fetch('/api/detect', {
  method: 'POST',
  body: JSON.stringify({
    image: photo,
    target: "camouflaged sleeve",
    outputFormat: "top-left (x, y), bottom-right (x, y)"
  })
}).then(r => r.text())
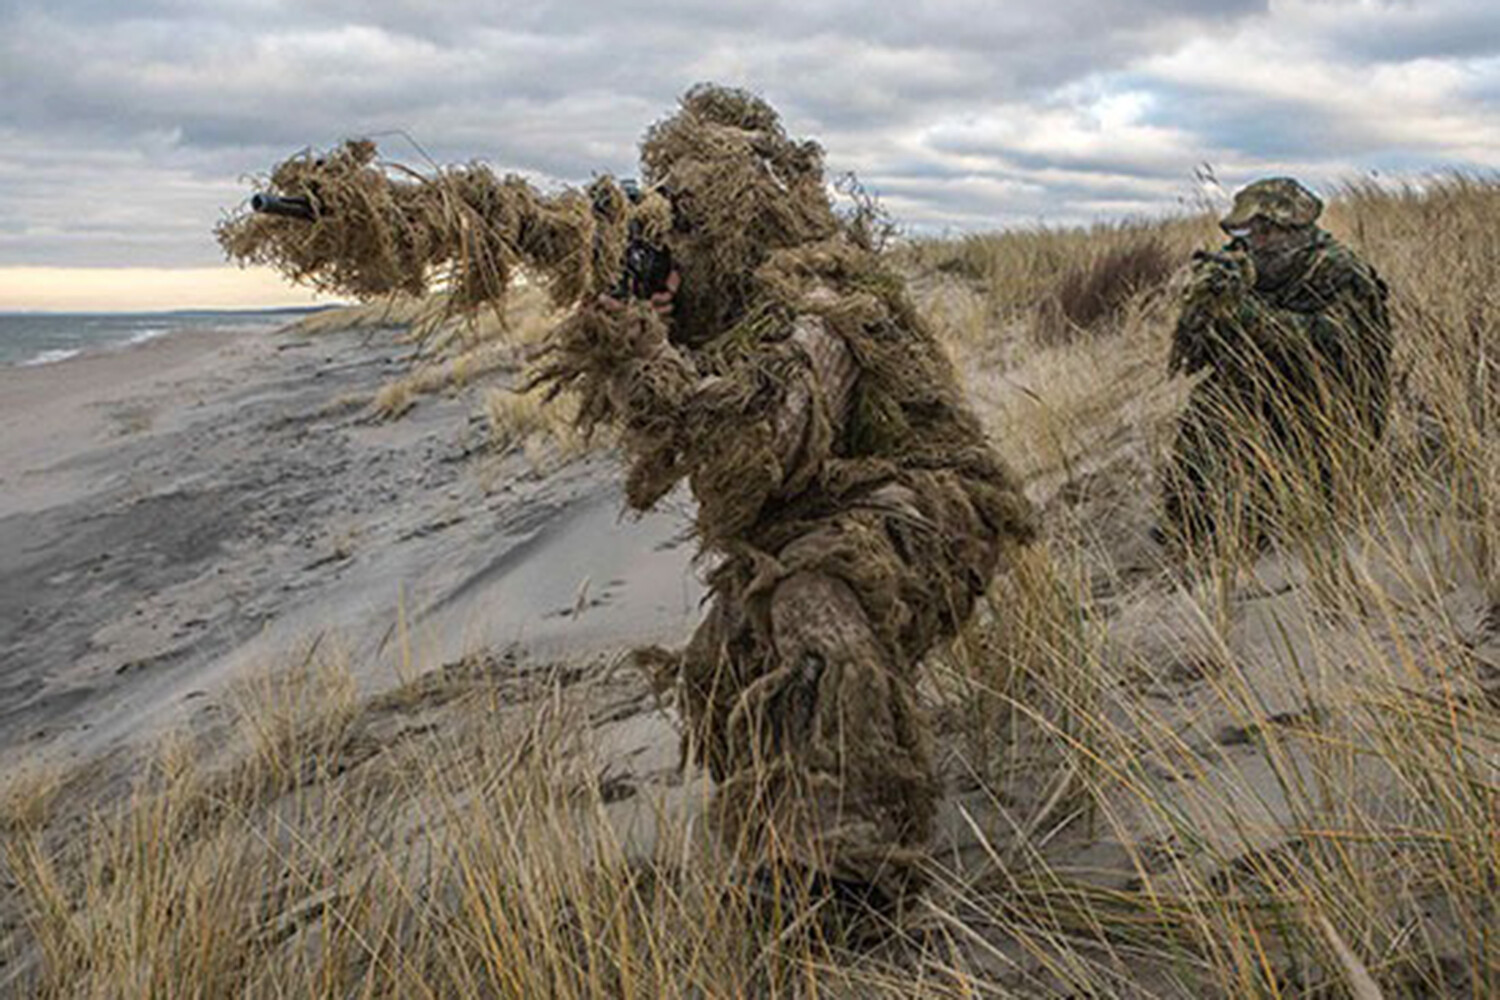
top-left (1170, 249), bottom-right (1256, 375)
top-left (549, 303), bottom-right (855, 543)
top-left (1265, 240), bottom-right (1394, 436)
top-left (773, 314), bottom-right (856, 481)
top-left (682, 314), bottom-right (852, 544)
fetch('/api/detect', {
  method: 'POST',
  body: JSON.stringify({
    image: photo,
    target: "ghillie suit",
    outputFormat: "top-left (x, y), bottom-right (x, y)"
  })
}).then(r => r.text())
top-left (218, 85), bottom-right (1036, 908)
top-left (1164, 178), bottom-right (1392, 547)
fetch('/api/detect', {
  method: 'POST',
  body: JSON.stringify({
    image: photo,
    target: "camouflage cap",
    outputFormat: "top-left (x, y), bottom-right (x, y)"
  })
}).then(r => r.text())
top-left (1220, 177), bottom-right (1323, 231)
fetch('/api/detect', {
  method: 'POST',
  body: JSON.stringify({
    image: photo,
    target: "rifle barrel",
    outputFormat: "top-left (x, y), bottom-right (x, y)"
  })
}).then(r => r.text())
top-left (251, 193), bottom-right (316, 221)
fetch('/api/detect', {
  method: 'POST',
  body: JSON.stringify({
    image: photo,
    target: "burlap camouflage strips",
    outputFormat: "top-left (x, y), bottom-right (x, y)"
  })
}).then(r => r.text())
top-left (218, 84), bottom-right (1038, 907)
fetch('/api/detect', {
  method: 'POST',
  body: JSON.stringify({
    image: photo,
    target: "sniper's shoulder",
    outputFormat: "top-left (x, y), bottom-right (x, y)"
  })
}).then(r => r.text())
top-left (1296, 231), bottom-right (1388, 304)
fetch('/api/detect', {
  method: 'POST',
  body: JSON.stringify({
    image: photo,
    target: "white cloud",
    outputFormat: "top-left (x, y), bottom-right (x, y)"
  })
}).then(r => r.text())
top-left (1129, 9), bottom-right (1500, 186)
top-left (0, 0), bottom-right (1496, 276)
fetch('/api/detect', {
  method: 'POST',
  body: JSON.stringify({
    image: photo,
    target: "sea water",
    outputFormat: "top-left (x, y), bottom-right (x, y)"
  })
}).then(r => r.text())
top-left (0, 309), bottom-right (324, 367)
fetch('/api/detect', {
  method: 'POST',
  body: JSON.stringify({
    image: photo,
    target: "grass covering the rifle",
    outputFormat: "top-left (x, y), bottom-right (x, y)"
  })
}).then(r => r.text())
top-left (215, 139), bottom-right (669, 315)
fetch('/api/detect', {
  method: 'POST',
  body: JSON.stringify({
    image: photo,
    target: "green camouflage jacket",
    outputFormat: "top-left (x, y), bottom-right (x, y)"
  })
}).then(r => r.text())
top-left (1170, 228), bottom-right (1392, 436)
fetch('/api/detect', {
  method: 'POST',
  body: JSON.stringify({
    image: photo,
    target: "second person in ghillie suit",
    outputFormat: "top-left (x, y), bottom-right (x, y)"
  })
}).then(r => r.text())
top-left (218, 84), bottom-right (1037, 911)
top-left (1163, 176), bottom-right (1393, 547)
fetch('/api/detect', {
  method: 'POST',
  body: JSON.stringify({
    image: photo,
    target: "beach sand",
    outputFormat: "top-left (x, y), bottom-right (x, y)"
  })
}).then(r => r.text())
top-left (3, 285), bottom-right (1493, 997)
top-left (0, 323), bottom-right (701, 769)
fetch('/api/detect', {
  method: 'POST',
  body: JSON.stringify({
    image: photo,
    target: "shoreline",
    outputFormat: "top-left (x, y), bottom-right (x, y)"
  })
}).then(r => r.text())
top-left (0, 323), bottom-right (275, 518)
top-left (0, 306), bottom-right (329, 370)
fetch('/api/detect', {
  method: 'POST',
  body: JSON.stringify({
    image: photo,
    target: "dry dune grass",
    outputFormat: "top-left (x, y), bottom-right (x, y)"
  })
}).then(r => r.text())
top-left (291, 281), bottom-right (584, 450)
top-left (483, 387), bottom-right (592, 469)
top-left (4, 177), bottom-right (1499, 997)
top-left (903, 217), bottom-right (1214, 350)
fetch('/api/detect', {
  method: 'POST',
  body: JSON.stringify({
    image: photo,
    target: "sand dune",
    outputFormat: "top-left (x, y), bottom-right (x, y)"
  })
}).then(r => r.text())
top-left (0, 323), bottom-right (700, 770)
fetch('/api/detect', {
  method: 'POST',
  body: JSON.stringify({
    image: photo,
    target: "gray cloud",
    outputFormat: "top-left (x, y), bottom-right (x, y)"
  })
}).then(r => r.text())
top-left (1308, 1), bottom-right (1500, 64)
top-left (0, 0), bottom-right (1496, 271)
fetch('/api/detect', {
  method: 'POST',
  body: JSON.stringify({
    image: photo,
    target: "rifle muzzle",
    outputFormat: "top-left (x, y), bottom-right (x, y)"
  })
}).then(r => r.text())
top-left (251, 192), bottom-right (317, 221)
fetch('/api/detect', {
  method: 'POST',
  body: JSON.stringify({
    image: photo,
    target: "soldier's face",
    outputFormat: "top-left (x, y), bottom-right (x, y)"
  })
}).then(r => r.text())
top-left (1243, 217), bottom-right (1298, 253)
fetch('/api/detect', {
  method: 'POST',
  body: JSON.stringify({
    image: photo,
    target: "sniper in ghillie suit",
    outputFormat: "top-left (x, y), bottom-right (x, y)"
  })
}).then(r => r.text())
top-left (218, 84), bottom-right (1038, 915)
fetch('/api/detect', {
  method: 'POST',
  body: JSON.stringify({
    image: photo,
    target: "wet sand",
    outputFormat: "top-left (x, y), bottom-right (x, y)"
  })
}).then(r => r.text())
top-left (0, 323), bottom-right (702, 767)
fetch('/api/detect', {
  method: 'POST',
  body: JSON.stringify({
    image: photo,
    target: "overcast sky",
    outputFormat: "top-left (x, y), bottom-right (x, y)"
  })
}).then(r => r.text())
top-left (1, 0), bottom-right (1497, 300)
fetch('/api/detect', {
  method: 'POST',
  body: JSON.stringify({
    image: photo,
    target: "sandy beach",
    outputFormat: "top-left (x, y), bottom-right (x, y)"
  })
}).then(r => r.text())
top-left (0, 322), bottom-right (702, 769)
top-left (4, 197), bottom-right (1497, 994)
